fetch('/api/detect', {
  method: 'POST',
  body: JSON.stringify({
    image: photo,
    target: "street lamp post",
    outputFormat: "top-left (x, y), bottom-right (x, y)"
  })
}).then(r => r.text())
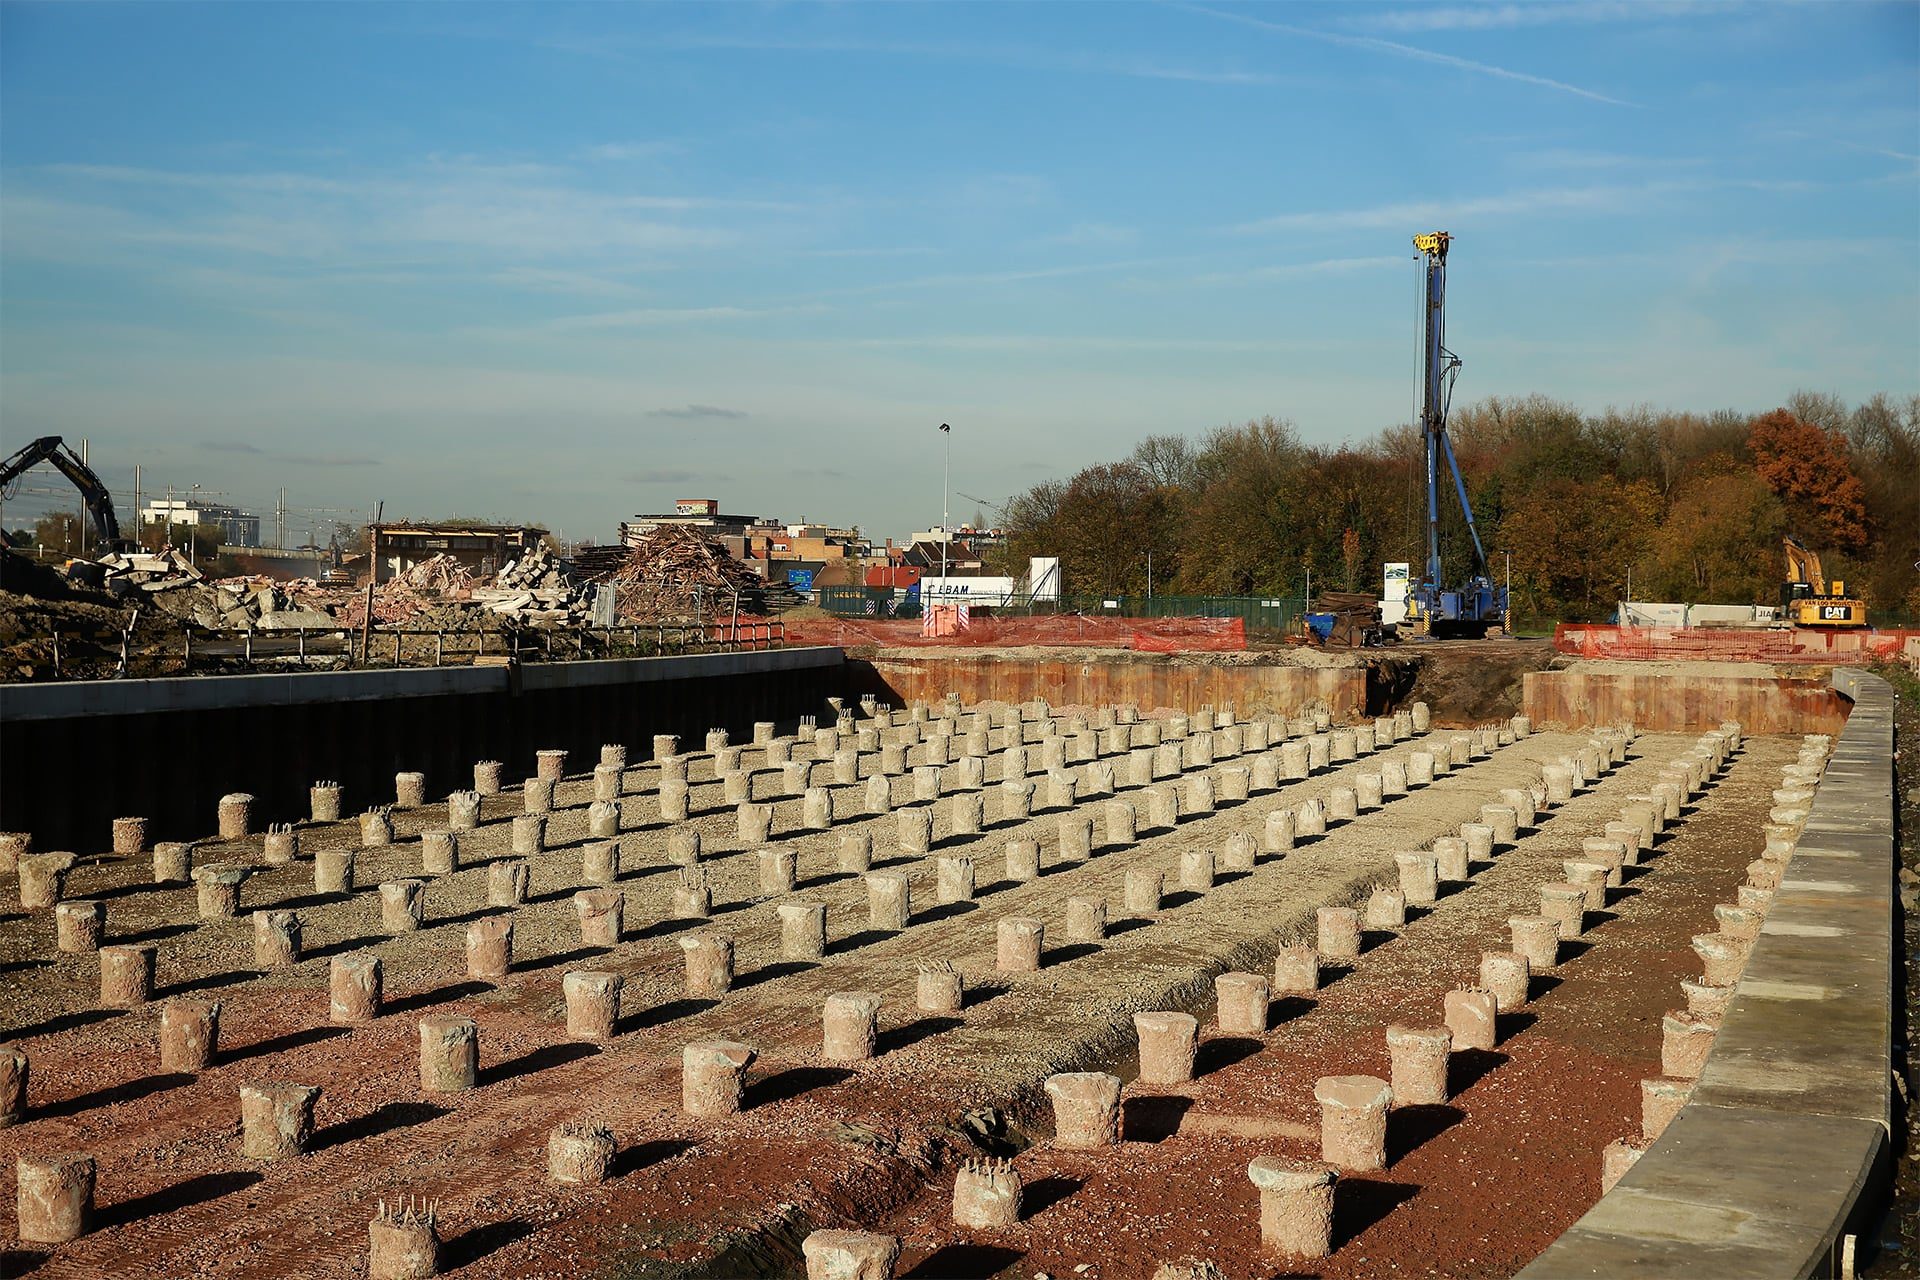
top-left (937, 423), bottom-right (951, 604)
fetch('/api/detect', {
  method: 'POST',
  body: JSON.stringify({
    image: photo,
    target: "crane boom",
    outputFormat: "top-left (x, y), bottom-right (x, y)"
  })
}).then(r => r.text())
top-left (1408, 232), bottom-right (1505, 638)
top-left (0, 436), bottom-right (123, 552)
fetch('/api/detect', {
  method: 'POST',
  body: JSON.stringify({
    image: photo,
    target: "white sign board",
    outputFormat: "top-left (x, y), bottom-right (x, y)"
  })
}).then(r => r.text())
top-left (923, 576), bottom-right (1016, 606)
top-left (1383, 562), bottom-right (1411, 602)
top-left (1028, 557), bottom-right (1061, 602)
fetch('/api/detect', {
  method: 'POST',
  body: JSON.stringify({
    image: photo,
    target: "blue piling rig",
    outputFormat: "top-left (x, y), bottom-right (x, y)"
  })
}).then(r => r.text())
top-left (1407, 231), bottom-right (1507, 638)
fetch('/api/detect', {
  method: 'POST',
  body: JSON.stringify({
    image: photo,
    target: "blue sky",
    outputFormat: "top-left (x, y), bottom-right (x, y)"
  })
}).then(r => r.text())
top-left (3, 0), bottom-right (1915, 546)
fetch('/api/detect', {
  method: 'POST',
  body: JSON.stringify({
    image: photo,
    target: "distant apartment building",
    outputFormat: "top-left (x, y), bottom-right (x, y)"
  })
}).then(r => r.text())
top-left (140, 499), bottom-right (262, 548)
top-left (620, 498), bottom-right (767, 546)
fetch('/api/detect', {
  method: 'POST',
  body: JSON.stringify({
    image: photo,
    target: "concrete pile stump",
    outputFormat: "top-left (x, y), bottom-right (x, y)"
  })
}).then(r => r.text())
top-left (1315, 907), bottom-right (1361, 960)
top-left (1065, 896), bottom-right (1106, 942)
top-left (381, 880), bottom-right (425, 933)
top-left (1004, 840), bottom-right (1040, 883)
top-left (1248, 1156), bottom-right (1337, 1259)
top-left (1661, 1010), bottom-right (1717, 1079)
top-left (564, 971), bottom-right (622, 1042)
top-left (666, 828), bottom-right (702, 868)
top-left (195, 864), bottom-right (251, 919)
top-left (823, 991), bottom-right (883, 1062)
top-left (99, 944), bottom-right (156, 1008)
top-left (1046, 1071), bottom-right (1121, 1148)
top-left (1000, 780), bottom-right (1035, 823)
top-left (1180, 849), bottom-right (1215, 893)
top-left (395, 772), bottom-right (427, 809)
top-left (1366, 888), bottom-right (1406, 930)
top-left (253, 910), bottom-right (302, 969)
top-left (587, 802), bottom-right (619, 840)
top-left (421, 830), bottom-right (460, 875)
top-left (1315, 1075), bottom-right (1392, 1172)
top-left (548, 1121), bottom-right (615, 1186)
top-left (55, 901), bottom-right (104, 954)
top-left (917, 962), bottom-right (963, 1014)
top-left (1106, 800), bottom-right (1137, 847)
top-left (367, 1196), bottom-right (439, 1280)
top-left (658, 782), bottom-right (691, 823)
top-left (996, 917), bottom-right (1044, 973)
top-left (488, 860), bottom-right (529, 908)
top-left (936, 856), bottom-right (975, 904)
top-left (672, 867), bottom-right (713, 920)
top-left (153, 842), bottom-right (193, 885)
top-left (838, 833), bottom-right (874, 874)
top-left (1220, 831), bottom-right (1257, 873)
top-left (1125, 869), bottom-right (1163, 915)
top-left (362, 807), bottom-right (396, 846)
top-left (1134, 1011), bottom-right (1199, 1084)
top-left (1273, 945), bottom-right (1320, 994)
top-left (582, 841), bottom-right (619, 886)
top-left (1641, 1078), bottom-right (1693, 1140)
top-left (0, 1045), bottom-right (25, 1127)
top-left (160, 998), bottom-right (222, 1071)
top-left (802, 1230), bottom-right (900, 1280)
top-left (315, 848), bottom-right (356, 896)
top-left (418, 1014), bottom-right (478, 1092)
top-left (1263, 809), bottom-right (1295, 854)
top-left (1295, 798), bottom-right (1326, 837)
top-left (1444, 988), bottom-right (1497, 1051)
top-left (510, 815), bottom-right (546, 856)
top-left (779, 901), bottom-right (827, 960)
top-left (217, 792), bottom-right (254, 840)
top-left (446, 790), bottom-right (481, 833)
top-left (952, 1157), bottom-right (1022, 1229)
top-left (1539, 883), bottom-right (1586, 939)
top-left (240, 1082), bottom-right (320, 1160)
top-left (1215, 972), bottom-right (1269, 1034)
top-left (682, 1041), bottom-right (754, 1117)
top-left (759, 849), bottom-right (797, 896)
top-left (574, 888), bottom-right (624, 947)
top-left (111, 816), bottom-right (148, 856)
top-left (330, 953), bottom-right (383, 1023)
top-left (1395, 852), bottom-right (1438, 906)
top-left (680, 932), bottom-right (734, 997)
top-left (19, 854), bottom-right (76, 911)
top-left (897, 809), bottom-right (933, 857)
top-left (867, 873), bottom-right (911, 931)
top-left (1510, 916), bottom-right (1560, 971)
top-left (1479, 951), bottom-right (1529, 1012)
top-left (466, 916), bottom-right (513, 981)
top-left (15, 1152), bottom-right (95, 1245)
top-left (1386, 1026), bottom-right (1451, 1105)
top-left (1435, 835), bottom-right (1472, 881)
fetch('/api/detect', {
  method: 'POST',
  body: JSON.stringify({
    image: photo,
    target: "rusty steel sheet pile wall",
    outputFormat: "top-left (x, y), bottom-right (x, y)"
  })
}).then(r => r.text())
top-left (858, 651), bottom-right (1367, 719)
top-left (1, 648), bottom-right (845, 849)
top-left (1523, 669), bottom-right (1850, 736)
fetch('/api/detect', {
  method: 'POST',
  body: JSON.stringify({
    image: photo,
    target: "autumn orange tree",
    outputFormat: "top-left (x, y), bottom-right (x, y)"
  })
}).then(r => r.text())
top-left (1745, 409), bottom-right (1871, 551)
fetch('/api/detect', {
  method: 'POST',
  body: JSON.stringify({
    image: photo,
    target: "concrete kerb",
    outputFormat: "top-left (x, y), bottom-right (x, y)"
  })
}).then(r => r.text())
top-left (1519, 670), bottom-right (1894, 1280)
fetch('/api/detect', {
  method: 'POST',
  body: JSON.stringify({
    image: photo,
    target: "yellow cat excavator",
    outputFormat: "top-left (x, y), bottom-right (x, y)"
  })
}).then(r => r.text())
top-left (1781, 536), bottom-right (1868, 628)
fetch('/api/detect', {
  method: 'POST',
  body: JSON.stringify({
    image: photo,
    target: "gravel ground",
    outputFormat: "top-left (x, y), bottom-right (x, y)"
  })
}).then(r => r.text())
top-left (0, 709), bottom-right (1778, 1279)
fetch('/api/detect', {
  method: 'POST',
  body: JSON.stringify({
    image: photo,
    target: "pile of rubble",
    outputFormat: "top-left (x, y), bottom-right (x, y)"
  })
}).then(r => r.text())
top-left (470, 543), bottom-right (594, 624)
top-left (607, 526), bottom-right (766, 621)
top-left (92, 551), bottom-right (335, 632)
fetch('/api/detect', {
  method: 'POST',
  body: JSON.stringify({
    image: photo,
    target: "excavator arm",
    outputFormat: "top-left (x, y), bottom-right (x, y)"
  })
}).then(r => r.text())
top-left (0, 436), bottom-right (123, 551)
top-left (1782, 535), bottom-right (1825, 597)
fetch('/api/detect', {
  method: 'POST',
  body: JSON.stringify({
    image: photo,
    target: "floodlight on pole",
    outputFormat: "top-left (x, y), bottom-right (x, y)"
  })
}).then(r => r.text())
top-left (938, 423), bottom-right (951, 600)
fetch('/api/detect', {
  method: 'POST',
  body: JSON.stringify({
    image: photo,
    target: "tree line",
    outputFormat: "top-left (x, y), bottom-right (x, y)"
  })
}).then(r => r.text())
top-left (988, 390), bottom-right (1920, 625)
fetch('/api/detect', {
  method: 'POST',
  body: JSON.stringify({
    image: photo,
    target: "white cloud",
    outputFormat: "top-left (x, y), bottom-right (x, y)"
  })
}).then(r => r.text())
top-left (1351, 1), bottom-right (1727, 33)
top-left (1180, 3), bottom-right (1637, 106)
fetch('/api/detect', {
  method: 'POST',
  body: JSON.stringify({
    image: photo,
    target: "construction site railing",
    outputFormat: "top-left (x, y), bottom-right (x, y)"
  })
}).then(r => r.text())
top-left (24, 619), bottom-right (785, 680)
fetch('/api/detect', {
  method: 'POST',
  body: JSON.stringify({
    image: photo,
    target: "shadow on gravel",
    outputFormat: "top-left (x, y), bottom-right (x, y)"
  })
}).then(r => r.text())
top-left (876, 1016), bottom-right (961, 1055)
top-left (311, 1100), bottom-right (448, 1152)
top-left (108, 922), bottom-right (197, 946)
top-left (99, 1170), bottom-right (261, 1229)
top-left (1388, 1103), bottom-right (1464, 1163)
top-left (4, 1007), bottom-right (123, 1042)
top-left (516, 945), bottom-right (607, 973)
top-left (1336, 1179), bottom-right (1420, 1247)
top-left (826, 929), bottom-right (893, 956)
top-left (915, 901), bottom-right (979, 925)
top-left (0, 1248), bottom-right (49, 1276)
top-left (1124, 1095), bottom-right (1192, 1142)
top-left (1107, 917), bottom-right (1152, 937)
top-left (442, 1218), bottom-right (538, 1270)
top-left (225, 1024), bottom-right (350, 1064)
top-left (611, 1138), bottom-right (694, 1177)
top-left (905, 1244), bottom-right (1025, 1278)
top-left (386, 979), bottom-right (489, 1016)
top-left (164, 969), bottom-right (262, 997)
top-left (1047, 942), bottom-right (1101, 965)
top-left (737, 960), bottom-right (817, 989)
top-left (1496, 1010), bottom-right (1537, 1041)
top-left (1268, 996), bottom-right (1316, 1025)
top-left (1449, 1049), bottom-right (1510, 1095)
top-left (616, 997), bottom-right (716, 1034)
top-left (745, 1065), bottom-right (851, 1110)
top-left (91, 882), bottom-right (170, 902)
top-left (963, 983), bottom-right (1007, 1010)
top-left (36, 1071), bottom-right (193, 1120)
top-left (303, 934), bottom-right (386, 962)
top-left (1196, 1036), bottom-right (1263, 1077)
top-left (1021, 1174), bottom-right (1085, 1220)
top-left (481, 1041), bottom-right (599, 1086)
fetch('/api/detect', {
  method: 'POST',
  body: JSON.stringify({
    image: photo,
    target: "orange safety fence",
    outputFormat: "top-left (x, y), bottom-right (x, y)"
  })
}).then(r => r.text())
top-left (776, 614), bottom-right (1248, 652)
top-left (1553, 623), bottom-right (1920, 665)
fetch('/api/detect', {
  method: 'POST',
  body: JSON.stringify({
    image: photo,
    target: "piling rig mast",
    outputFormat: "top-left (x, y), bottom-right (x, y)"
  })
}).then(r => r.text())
top-left (1406, 231), bottom-right (1506, 638)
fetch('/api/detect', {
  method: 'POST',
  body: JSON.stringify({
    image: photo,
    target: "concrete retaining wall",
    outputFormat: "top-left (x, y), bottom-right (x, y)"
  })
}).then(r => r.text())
top-left (1524, 668), bottom-right (1851, 736)
top-left (0, 647), bottom-right (845, 850)
top-left (1520, 669), bottom-right (1894, 1279)
top-left (858, 651), bottom-right (1369, 720)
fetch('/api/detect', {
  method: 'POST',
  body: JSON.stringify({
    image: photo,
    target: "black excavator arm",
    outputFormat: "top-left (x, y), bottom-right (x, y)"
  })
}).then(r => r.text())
top-left (0, 436), bottom-right (123, 551)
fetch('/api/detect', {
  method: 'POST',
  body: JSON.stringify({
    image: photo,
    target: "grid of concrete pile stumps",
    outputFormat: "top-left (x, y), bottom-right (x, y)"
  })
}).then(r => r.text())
top-left (0, 691), bottom-right (1828, 1278)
